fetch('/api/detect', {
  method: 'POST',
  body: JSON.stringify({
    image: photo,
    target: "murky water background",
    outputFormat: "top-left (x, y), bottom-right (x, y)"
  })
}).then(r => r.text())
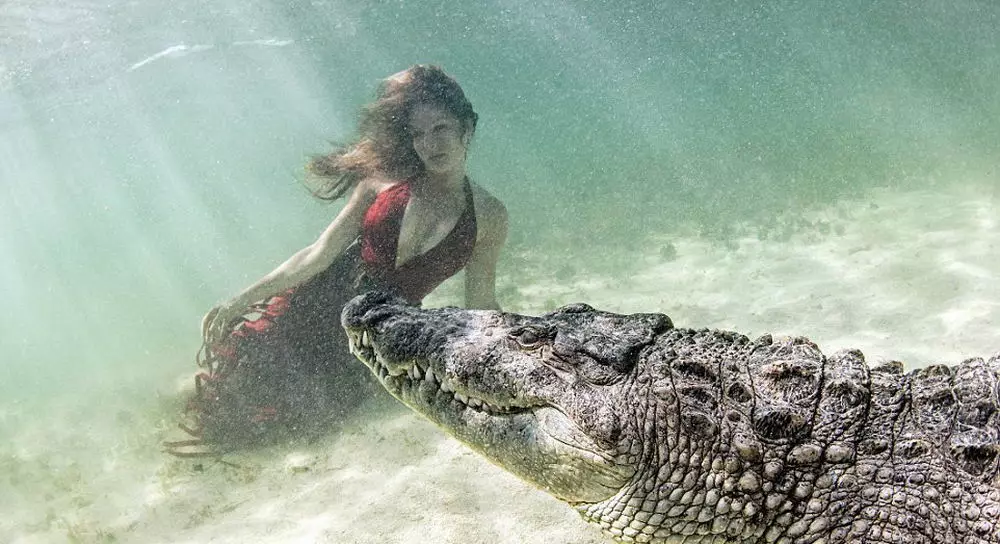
top-left (4, 0), bottom-right (999, 398)
top-left (2, 0), bottom-right (998, 542)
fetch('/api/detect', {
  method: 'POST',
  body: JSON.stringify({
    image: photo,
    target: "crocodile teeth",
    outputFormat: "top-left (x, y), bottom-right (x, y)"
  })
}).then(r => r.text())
top-left (362, 351), bottom-right (523, 416)
top-left (403, 365), bottom-right (424, 380)
top-left (361, 330), bottom-right (371, 348)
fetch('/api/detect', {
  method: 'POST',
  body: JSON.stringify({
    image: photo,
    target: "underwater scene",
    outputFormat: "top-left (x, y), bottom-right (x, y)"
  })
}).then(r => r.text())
top-left (2, 0), bottom-right (999, 542)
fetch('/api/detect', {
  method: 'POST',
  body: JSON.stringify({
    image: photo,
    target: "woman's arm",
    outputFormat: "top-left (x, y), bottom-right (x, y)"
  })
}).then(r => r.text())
top-left (464, 186), bottom-right (508, 311)
top-left (203, 176), bottom-right (384, 342)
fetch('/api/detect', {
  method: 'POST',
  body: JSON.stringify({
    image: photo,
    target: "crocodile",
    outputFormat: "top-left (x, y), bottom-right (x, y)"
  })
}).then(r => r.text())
top-left (341, 291), bottom-right (1000, 544)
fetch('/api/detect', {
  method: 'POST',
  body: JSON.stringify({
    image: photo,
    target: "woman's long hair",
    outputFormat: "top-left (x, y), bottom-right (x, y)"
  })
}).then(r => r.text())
top-left (307, 65), bottom-right (478, 200)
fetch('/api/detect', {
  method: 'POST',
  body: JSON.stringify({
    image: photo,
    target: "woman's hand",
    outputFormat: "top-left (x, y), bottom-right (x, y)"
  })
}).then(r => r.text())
top-left (201, 300), bottom-right (245, 345)
top-left (195, 176), bottom-right (377, 347)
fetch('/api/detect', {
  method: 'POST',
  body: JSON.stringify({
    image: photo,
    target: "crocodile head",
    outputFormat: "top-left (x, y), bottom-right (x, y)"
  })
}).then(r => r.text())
top-left (342, 291), bottom-right (672, 504)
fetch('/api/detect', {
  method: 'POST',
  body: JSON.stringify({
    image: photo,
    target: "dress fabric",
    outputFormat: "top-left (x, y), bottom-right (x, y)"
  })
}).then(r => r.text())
top-left (177, 178), bottom-right (477, 449)
top-left (360, 178), bottom-right (477, 302)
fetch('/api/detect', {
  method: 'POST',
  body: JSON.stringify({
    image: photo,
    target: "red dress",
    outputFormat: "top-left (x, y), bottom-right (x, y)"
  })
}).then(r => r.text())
top-left (361, 178), bottom-right (477, 302)
top-left (172, 179), bottom-right (477, 451)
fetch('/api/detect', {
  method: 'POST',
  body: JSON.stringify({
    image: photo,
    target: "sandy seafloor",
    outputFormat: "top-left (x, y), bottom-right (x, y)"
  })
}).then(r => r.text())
top-left (3, 183), bottom-right (1000, 544)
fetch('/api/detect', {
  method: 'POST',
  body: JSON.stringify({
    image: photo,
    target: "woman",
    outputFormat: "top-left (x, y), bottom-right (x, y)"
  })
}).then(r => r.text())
top-left (169, 65), bottom-right (508, 453)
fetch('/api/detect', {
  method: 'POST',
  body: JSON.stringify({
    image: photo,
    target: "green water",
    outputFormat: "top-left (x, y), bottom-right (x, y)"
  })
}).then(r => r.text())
top-left (4, 0), bottom-right (999, 391)
top-left (1, 0), bottom-right (999, 540)
top-left (4, 0), bottom-right (996, 396)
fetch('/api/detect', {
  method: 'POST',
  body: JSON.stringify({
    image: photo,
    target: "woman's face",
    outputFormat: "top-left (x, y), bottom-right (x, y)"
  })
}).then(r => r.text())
top-left (408, 103), bottom-right (470, 176)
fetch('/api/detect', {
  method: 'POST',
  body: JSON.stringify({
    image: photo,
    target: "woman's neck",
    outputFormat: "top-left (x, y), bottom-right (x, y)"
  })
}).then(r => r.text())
top-left (414, 169), bottom-right (467, 198)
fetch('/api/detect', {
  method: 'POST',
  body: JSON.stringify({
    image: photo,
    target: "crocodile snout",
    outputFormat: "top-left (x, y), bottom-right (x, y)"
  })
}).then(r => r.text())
top-left (341, 291), bottom-right (412, 331)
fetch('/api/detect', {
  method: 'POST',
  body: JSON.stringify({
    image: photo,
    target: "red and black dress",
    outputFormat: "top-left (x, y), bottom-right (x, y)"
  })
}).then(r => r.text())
top-left (171, 178), bottom-right (477, 451)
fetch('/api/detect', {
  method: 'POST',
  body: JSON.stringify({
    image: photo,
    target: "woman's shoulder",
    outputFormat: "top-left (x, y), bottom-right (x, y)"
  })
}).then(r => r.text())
top-left (470, 181), bottom-right (505, 213)
top-left (469, 180), bottom-right (508, 234)
top-left (350, 173), bottom-right (401, 203)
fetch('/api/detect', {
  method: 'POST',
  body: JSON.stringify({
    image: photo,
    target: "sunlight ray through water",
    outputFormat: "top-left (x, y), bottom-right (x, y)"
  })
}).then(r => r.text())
top-left (2, 0), bottom-right (999, 542)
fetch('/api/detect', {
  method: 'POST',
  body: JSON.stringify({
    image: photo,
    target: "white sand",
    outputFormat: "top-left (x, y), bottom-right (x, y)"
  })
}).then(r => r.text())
top-left (4, 184), bottom-right (999, 544)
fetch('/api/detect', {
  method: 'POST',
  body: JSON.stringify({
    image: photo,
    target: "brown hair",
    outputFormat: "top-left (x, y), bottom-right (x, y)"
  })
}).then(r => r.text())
top-left (307, 64), bottom-right (478, 200)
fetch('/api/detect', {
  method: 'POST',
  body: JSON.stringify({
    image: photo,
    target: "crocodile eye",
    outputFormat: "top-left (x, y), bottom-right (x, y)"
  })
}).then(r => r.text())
top-left (510, 327), bottom-right (548, 350)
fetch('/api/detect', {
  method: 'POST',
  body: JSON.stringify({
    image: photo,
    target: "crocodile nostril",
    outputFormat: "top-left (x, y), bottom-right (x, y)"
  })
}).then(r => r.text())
top-left (342, 291), bottom-right (411, 328)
